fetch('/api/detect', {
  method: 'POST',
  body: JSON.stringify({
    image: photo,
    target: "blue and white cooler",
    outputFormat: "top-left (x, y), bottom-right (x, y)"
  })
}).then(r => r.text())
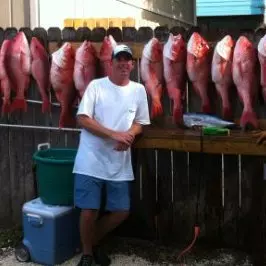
top-left (15, 197), bottom-right (80, 265)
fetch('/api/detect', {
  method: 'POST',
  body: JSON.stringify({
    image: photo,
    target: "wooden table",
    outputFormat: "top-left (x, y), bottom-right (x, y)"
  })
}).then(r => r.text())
top-left (133, 127), bottom-right (266, 156)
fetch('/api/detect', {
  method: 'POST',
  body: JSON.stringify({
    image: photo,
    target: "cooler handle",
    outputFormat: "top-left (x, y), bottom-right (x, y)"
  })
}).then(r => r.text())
top-left (37, 143), bottom-right (50, 151)
top-left (27, 213), bottom-right (43, 227)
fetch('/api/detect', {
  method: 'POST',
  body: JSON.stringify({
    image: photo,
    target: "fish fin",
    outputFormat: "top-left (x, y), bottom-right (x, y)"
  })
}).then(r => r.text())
top-left (238, 62), bottom-right (243, 80)
top-left (240, 109), bottom-right (258, 130)
top-left (42, 99), bottom-right (51, 113)
top-left (10, 98), bottom-right (27, 112)
top-left (219, 59), bottom-right (227, 76)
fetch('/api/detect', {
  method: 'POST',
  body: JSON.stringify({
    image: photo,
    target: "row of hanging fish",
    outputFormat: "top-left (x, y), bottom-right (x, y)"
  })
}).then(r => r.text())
top-left (1, 31), bottom-right (266, 129)
top-left (142, 32), bottom-right (266, 130)
top-left (0, 32), bottom-right (118, 127)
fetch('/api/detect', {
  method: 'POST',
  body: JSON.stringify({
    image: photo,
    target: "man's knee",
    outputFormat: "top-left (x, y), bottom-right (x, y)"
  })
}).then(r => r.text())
top-left (110, 211), bottom-right (129, 223)
top-left (81, 209), bottom-right (98, 223)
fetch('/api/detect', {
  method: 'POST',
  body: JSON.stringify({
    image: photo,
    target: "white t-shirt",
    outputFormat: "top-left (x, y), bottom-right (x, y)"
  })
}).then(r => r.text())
top-left (73, 77), bottom-right (151, 181)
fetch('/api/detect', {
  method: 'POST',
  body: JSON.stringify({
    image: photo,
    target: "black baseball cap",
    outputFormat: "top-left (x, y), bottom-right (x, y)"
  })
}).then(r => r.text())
top-left (112, 44), bottom-right (133, 59)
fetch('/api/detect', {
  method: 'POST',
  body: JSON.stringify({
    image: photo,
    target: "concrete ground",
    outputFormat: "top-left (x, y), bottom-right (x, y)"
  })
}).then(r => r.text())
top-left (0, 237), bottom-right (253, 266)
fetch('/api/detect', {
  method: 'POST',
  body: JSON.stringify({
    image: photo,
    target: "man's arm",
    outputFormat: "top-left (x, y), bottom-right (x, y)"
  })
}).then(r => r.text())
top-left (114, 122), bottom-right (143, 151)
top-left (128, 122), bottom-right (143, 137)
top-left (77, 114), bottom-right (134, 145)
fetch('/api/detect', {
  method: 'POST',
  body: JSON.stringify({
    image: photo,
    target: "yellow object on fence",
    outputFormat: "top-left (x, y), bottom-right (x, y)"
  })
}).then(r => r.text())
top-left (84, 19), bottom-right (96, 29)
top-left (64, 19), bottom-right (74, 27)
top-left (64, 17), bottom-right (136, 29)
top-left (73, 19), bottom-right (85, 28)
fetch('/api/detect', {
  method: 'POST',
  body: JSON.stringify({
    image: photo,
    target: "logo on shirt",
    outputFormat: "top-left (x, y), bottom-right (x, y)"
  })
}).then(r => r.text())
top-left (129, 109), bottom-right (135, 113)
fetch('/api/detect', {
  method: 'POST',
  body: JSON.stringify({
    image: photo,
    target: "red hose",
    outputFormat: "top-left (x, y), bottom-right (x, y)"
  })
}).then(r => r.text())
top-left (177, 226), bottom-right (200, 265)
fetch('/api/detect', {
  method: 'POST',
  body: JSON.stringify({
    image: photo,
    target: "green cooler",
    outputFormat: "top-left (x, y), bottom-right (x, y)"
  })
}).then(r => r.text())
top-left (33, 143), bottom-right (77, 206)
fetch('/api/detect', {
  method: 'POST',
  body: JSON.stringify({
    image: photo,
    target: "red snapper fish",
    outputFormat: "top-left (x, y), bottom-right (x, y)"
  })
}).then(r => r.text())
top-left (74, 40), bottom-right (97, 99)
top-left (163, 33), bottom-right (186, 125)
top-left (186, 32), bottom-right (211, 113)
top-left (50, 42), bottom-right (76, 128)
top-left (99, 35), bottom-right (117, 76)
top-left (5, 31), bottom-right (31, 112)
top-left (0, 40), bottom-right (12, 114)
top-left (211, 35), bottom-right (234, 119)
top-left (140, 37), bottom-right (163, 118)
top-left (258, 34), bottom-right (266, 102)
top-left (232, 36), bottom-right (258, 129)
top-left (30, 37), bottom-right (51, 113)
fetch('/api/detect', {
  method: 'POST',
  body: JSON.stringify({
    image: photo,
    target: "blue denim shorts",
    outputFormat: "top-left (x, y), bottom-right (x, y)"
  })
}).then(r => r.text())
top-left (74, 174), bottom-right (131, 211)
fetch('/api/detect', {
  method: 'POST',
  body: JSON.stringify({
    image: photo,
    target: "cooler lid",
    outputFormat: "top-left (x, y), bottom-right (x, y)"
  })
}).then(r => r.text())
top-left (22, 198), bottom-right (74, 218)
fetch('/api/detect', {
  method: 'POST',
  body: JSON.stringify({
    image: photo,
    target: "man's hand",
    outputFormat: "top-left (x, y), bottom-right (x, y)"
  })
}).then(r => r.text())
top-left (114, 142), bottom-right (130, 151)
top-left (111, 132), bottom-right (135, 146)
top-left (253, 130), bottom-right (266, 145)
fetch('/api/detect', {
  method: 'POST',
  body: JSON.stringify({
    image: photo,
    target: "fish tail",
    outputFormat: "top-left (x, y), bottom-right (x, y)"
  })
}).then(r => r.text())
top-left (240, 109), bottom-right (258, 130)
top-left (42, 99), bottom-right (51, 113)
top-left (59, 111), bottom-right (76, 128)
top-left (1, 100), bottom-right (10, 114)
top-left (262, 87), bottom-right (266, 103)
top-left (151, 100), bottom-right (163, 118)
top-left (10, 98), bottom-right (27, 112)
top-left (222, 107), bottom-right (232, 121)
top-left (173, 104), bottom-right (183, 125)
top-left (201, 103), bottom-right (211, 114)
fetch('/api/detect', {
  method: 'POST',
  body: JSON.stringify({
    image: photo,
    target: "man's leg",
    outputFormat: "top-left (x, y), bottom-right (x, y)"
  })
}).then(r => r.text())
top-left (74, 174), bottom-right (103, 265)
top-left (92, 180), bottom-right (131, 265)
top-left (93, 210), bottom-right (129, 244)
top-left (80, 209), bottom-right (98, 255)
top-left (94, 180), bottom-right (131, 244)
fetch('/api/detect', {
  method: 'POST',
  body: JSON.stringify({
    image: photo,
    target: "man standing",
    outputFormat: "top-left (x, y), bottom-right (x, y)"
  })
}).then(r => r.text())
top-left (73, 44), bottom-right (150, 266)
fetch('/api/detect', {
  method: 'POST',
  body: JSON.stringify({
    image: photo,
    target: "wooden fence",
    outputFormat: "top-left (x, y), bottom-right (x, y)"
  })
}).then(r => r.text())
top-left (0, 25), bottom-right (266, 264)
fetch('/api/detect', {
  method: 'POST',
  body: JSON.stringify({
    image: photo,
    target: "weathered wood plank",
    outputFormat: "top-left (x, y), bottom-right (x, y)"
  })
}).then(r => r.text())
top-left (122, 27), bottom-right (137, 42)
top-left (47, 27), bottom-right (61, 42)
top-left (217, 155), bottom-right (238, 247)
top-left (76, 27), bottom-right (91, 41)
top-left (171, 151), bottom-right (190, 242)
top-left (91, 27), bottom-right (106, 42)
top-left (243, 156), bottom-right (265, 265)
top-left (19, 27), bottom-right (33, 42)
top-left (107, 27), bottom-right (122, 42)
top-left (133, 127), bottom-right (266, 156)
top-left (62, 27), bottom-right (77, 42)
top-left (154, 26), bottom-right (169, 42)
top-left (155, 149), bottom-right (172, 242)
top-left (202, 154), bottom-right (222, 245)
top-left (33, 27), bottom-right (48, 48)
top-left (0, 27), bottom-right (4, 45)
top-left (9, 125), bottom-right (25, 224)
top-left (0, 117), bottom-right (11, 227)
top-left (4, 27), bottom-right (17, 40)
top-left (136, 27), bottom-right (153, 42)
